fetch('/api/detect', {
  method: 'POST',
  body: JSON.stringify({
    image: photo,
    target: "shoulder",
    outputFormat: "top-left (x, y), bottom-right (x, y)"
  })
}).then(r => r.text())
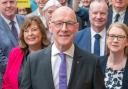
top-left (77, 27), bottom-right (90, 35)
top-left (26, 9), bottom-right (38, 17)
top-left (28, 46), bottom-right (51, 62)
top-left (75, 27), bottom-right (90, 40)
top-left (16, 14), bottom-right (25, 19)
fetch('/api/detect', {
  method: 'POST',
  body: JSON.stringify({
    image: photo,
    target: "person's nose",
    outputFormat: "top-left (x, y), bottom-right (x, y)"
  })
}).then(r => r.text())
top-left (61, 23), bottom-right (68, 32)
top-left (96, 13), bottom-right (101, 19)
top-left (28, 30), bottom-right (33, 36)
top-left (6, 2), bottom-right (11, 7)
top-left (113, 36), bottom-right (118, 41)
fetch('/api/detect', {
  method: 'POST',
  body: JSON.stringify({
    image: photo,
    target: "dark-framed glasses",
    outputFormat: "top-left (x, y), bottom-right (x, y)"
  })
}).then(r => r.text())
top-left (51, 21), bottom-right (77, 29)
top-left (107, 34), bottom-right (127, 41)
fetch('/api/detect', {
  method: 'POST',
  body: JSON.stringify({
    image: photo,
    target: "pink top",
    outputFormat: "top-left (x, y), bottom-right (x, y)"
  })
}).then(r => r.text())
top-left (2, 47), bottom-right (24, 89)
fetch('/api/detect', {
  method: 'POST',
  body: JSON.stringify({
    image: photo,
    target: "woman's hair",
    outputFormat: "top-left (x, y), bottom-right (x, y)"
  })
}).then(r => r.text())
top-left (19, 16), bottom-right (49, 51)
top-left (106, 22), bottom-right (128, 56)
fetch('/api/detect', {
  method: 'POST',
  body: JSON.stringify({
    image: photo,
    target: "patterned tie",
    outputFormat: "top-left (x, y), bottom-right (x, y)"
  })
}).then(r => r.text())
top-left (94, 34), bottom-right (101, 56)
top-left (59, 52), bottom-right (67, 89)
top-left (114, 13), bottom-right (120, 22)
top-left (10, 20), bottom-right (18, 41)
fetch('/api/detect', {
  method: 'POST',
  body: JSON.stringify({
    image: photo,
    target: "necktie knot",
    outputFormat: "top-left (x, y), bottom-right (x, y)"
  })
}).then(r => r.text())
top-left (94, 34), bottom-right (101, 39)
top-left (114, 13), bottom-right (120, 22)
top-left (59, 52), bottom-right (66, 61)
top-left (10, 20), bottom-right (15, 25)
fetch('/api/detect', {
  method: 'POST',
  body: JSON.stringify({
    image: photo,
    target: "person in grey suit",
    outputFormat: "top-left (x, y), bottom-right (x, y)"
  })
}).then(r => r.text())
top-left (75, 0), bottom-right (108, 56)
top-left (20, 6), bottom-right (105, 89)
top-left (0, 0), bottom-right (25, 87)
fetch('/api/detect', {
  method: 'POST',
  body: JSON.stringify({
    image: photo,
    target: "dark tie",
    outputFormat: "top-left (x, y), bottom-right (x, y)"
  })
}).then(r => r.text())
top-left (59, 52), bottom-right (67, 89)
top-left (94, 34), bottom-right (101, 56)
top-left (10, 20), bottom-right (18, 40)
top-left (114, 13), bottom-right (120, 22)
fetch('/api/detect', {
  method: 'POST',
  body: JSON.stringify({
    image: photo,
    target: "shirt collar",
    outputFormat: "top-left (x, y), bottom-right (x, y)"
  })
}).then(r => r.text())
top-left (91, 27), bottom-right (106, 39)
top-left (1, 13), bottom-right (17, 24)
top-left (113, 7), bottom-right (126, 17)
top-left (52, 43), bottom-right (74, 58)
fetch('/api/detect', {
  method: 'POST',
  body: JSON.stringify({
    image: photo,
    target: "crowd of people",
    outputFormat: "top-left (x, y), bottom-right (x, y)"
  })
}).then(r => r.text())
top-left (0, 0), bottom-right (127, 89)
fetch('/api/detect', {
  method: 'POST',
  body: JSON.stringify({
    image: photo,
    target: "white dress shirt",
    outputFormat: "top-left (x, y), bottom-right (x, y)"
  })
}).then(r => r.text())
top-left (51, 43), bottom-right (74, 89)
top-left (91, 28), bottom-right (106, 56)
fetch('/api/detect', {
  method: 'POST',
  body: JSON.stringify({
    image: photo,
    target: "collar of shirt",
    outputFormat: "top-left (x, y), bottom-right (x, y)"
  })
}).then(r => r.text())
top-left (113, 7), bottom-right (126, 22)
top-left (51, 43), bottom-right (74, 58)
top-left (1, 13), bottom-right (17, 25)
top-left (91, 27), bottom-right (106, 40)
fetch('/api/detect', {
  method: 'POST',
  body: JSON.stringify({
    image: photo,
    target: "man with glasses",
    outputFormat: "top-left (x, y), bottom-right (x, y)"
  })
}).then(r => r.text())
top-left (20, 6), bottom-right (105, 89)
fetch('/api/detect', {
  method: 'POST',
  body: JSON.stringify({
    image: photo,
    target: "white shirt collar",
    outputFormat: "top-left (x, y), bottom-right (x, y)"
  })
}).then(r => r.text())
top-left (91, 27), bottom-right (106, 39)
top-left (1, 13), bottom-right (17, 24)
top-left (52, 43), bottom-right (74, 58)
top-left (113, 7), bottom-right (126, 18)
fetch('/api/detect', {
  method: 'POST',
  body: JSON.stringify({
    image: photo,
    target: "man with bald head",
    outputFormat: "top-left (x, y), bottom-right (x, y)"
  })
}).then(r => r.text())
top-left (20, 6), bottom-right (105, 89)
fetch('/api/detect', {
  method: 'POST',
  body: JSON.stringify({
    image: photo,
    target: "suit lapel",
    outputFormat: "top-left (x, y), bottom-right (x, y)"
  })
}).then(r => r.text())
top-left (0, 16), bottom-right (18, 46)
top-left (68, 45), bottom-right (83, 89)
top-left (43, 45), bottom-right (55, 89)
top-left (124, 7), bottom-right (128, 25)
top-left (85, 28), bottom-right (91, 52)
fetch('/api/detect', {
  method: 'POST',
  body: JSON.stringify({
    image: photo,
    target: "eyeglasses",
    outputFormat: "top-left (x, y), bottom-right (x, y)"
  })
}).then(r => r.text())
top-left (107, 34), bottom-right (127, 41)
top-left (51, 21), bottom-right (77, 29)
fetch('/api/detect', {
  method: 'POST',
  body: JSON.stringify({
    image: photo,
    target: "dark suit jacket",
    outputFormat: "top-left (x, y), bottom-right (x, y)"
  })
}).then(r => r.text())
top-left (0, 14), bottom-right (24, 85)
top-left (99, 55), bottom-right (128, 89)
top-left (20, 45), bottom-right (105, 89)
top-left (106, 6), bottom-right (128, 28)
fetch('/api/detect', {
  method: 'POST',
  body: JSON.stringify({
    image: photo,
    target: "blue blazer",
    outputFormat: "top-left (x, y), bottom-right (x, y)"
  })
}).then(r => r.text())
top-left (99, 55), bottom-right (128, 89)
top-left (0, 14), bottom-right (25, 83)
top-left (75, 27), bottom-right (91, 53)
top-left (106, 6), bottom-right (128, 28)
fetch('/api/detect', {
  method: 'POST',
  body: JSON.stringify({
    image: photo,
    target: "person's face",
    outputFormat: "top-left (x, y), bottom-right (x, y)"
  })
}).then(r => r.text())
top-left (24, 21), bottom-right (42, 48)
top-left (107, 27), bottom-right (128, 53)
top-left (18, 8), bottom-right (27, 15)
top-left (89, 2), bottom-right (108, 30)
top-left (111, 0), bottom-right (127, 11)
top-left (44, 6), bottom-right (59, 23)
top-left (49, 8), bottom-right (79, 51)
top-left (0, 0), bottom-right (17, 19)
top-left (82, 0), bottom-right (91, 7)
top-left (35, 0), bottom-right (48, 9)
top-left (58, 0), bottom-right (67, 5)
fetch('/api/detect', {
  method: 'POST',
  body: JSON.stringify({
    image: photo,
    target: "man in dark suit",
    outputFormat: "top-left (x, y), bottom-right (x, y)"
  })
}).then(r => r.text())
top-left (20, 6), bottom-right (105, 89)
top-left (106, 0), bottom-right (128, 28)
top-left (0, 0), bottom-right (24, 86)
top-left (75, 0), bottom-right (108, 56)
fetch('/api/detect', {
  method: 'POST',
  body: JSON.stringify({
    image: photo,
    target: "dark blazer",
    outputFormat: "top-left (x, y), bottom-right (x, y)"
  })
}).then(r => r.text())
top-left (75, 28), bottom-right (91, 53)
top-left (106, 6), bottom-right (128, 28)
top-left (20, 45), bottom-right (105, 89)
top-left (99, 55), bottom-right (128, 89)
top-left (0, 14), bottom-right (24, 85)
